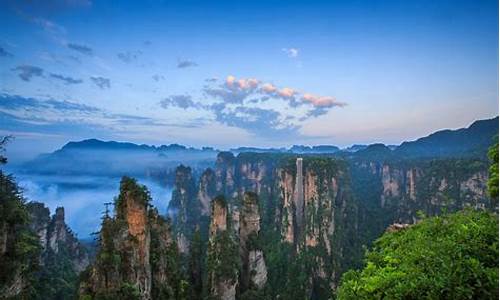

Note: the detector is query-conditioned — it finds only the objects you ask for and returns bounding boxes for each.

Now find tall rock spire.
[294,157,304,237]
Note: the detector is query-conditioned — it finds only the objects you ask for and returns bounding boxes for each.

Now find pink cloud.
[261,83,277,93]
[277,87,296,98]
[220,75,345,108]
[302,93,345,107]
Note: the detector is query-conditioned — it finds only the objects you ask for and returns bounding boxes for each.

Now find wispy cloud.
[157,75,347,138]
[282,47,299,58]
[152,74,165,82]
[206,75,346,110]
[177,59,198,68]
[160,95,202,110]
[67,43,93,56]
[50,73,83,85]
[0,47,14,57]
[12,65,44,81]
[117,50,142,63]
[90,76,110,89]
[210,104,298,138]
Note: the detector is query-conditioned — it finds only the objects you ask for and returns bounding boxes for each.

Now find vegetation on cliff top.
[337,209,498,299]
[488,138,499,199]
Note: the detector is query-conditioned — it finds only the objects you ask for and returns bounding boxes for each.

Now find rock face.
[207,196,239,300]
[198,168,217,215]
[162,150,493,299]
[352,159,492,224]
[215,152,237,197]
[27,203,90,272]
[167,165,201,254]
[239,192,267,292]
[80,177,182,300]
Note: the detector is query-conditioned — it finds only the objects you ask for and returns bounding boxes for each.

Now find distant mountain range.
[393,117,498,158]
[18,116,498,183]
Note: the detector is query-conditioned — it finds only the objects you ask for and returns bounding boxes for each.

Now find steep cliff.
[275,157,359,298]
[206,196,239,300]
[177,150,493,299]
[167,165,201,254]
[80,176,185,300]
[0,171,41,299]
[26,203,89,299]
[215,152,237,198]
[239,192,267,294]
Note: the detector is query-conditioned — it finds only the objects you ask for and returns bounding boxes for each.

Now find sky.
[0,0,498,162]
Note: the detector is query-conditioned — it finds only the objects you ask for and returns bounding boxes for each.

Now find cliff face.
[0,172,41,299]
[276,158,358,296]
[353,159,492,224]
[215,152,237,198]
[167,165,200,254]
[36,206,89,272]
[159,148,494,300]
[239,192,267,293]
[80,177,183,300]
[198,168,217,215]
[207,196,239,300]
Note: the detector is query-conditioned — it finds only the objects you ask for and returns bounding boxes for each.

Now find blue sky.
[0,0,498,161]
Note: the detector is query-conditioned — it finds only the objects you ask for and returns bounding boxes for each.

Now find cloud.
[0,47,13,57]
[206,75,345,112]
[117,50,142,63]
[226,76,259,90]
[67,43,93,56]
[177,60,198,68]
[302,93,346,108]
[160,95,201,110]
[33,17,67,35]
[282,47,299,58]
[261,83,277,93]
[0,93,187,140]
[50,73,83,85]
[205,77,218,83]
[90,76,110,89]
[12,65,44,81]
[152,74,165,82]
[0,93,99,113]
[211,105,298,138]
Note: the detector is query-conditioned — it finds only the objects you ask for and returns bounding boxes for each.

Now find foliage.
[488,138,498,199]
[115,176,151,219]
[0,169,41,299]
[188,228,204,299]
[337,209,499,300]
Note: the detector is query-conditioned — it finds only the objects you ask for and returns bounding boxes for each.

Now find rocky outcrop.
[167,165,200,253]
[27,203,89,272]
[198,168,217,215]
[80,177,182,300]
[279,168,296,243]
[215,152,237,198]
[355,160,492,223]
[169,151,493,299]
[239,192,267,292]
[207,196,239,300]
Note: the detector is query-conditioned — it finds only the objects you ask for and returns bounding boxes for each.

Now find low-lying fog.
[12,173,172,239]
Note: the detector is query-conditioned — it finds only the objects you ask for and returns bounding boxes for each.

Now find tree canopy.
[337,209,498,300]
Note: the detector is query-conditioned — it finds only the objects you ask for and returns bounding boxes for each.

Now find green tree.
[0,136,42,298]
[188,228,203,299]
[337,209,498,300]
[488,138,498,199]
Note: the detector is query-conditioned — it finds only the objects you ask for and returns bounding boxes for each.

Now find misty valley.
[1,117,498,299]
[1,1,499,299]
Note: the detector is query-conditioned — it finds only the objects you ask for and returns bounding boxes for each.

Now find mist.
[13,173,172,239]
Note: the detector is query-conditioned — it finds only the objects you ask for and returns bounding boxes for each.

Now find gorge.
[0,117,498,300]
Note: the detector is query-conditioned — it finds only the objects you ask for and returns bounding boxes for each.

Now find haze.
[1,0,498,163]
